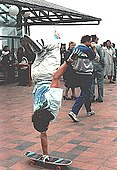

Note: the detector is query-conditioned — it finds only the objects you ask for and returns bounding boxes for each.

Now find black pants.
[18,68,28,85]
[71,74,92,114]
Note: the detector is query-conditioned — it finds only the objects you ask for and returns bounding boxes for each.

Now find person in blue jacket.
[68,35,96,122]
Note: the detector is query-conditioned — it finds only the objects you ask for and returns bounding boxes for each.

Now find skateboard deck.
[24,151,72,169]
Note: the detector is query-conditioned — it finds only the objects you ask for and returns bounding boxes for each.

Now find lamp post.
[23,12,30,18]
[9,5,19,16]
[8,5,30,35]
[23,12,30,35]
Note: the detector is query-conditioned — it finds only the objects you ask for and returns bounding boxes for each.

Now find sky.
[30,0,117,47]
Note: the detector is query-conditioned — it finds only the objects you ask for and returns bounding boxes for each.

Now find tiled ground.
[0,79,117,170]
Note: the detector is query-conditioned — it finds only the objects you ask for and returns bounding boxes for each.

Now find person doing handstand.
[32,62,69,162]
[21,35,74,162]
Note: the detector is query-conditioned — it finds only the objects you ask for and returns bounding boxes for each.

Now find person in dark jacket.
[60,43,66,65]
[17,47,29,86]
[0,45,15,83]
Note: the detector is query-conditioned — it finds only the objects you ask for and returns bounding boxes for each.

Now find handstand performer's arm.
[41,62,68,156]
[40,132,48,155]
[51,62,68,88]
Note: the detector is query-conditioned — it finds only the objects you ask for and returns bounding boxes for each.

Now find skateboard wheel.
[56,166,61,170]
[30,159,35,165]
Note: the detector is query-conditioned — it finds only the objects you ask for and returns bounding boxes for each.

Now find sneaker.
[96,98,103,102]
[68,112,79,122]
[113,78,116,81]
[109,81,115,84]
[40,155,49,163]
[87,111,95,117]
[71,96,77,100]
[91,99,95,103]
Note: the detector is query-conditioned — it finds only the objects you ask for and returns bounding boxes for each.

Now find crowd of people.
[60,35,117,123]
[0,38,36,85]
[61,35,117,102]
[0,34,116,88]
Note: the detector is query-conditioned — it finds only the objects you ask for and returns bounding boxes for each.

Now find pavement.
[0,79,117,170]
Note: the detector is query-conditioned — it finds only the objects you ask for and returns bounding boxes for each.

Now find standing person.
[60,43,66,65]
[0,46,10,75]
[1,46,11,70]
[21,35,75,162]
[90,35,105,102]
[68,35,96,122]
[17,47,29,86]
[1,45,15,83]
[103,40,116,84]
[63,41,77,100]
[111,43,117,81]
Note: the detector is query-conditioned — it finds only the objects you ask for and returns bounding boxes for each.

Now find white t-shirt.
[33,81,63,119]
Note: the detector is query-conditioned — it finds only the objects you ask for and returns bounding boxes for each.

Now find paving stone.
[48,131,70,141]
[14,141,37,150]
[50,151,66,157]
[73,145,89,151]
[113,138,117,142]
[0,155,23,167]
[103,126,115,130]
[89,127,101,131]
[68,139,82,145]
[89,138,100,143]
[11,140,28,144]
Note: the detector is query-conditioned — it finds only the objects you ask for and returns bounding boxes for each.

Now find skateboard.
[24,151,72,170]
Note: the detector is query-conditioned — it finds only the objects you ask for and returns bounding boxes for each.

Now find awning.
[0,0,101,27]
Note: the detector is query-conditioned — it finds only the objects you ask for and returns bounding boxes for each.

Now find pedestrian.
[103,40,116,84]
[90,35,105,102]
[0,46,10,75]
[111,43,117,81]
[17,47,29,86]
[63,41,77,100]
[21,35,75,162]
[0,45,15,83]
[60,43,66,65]
[68,35,96,122]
